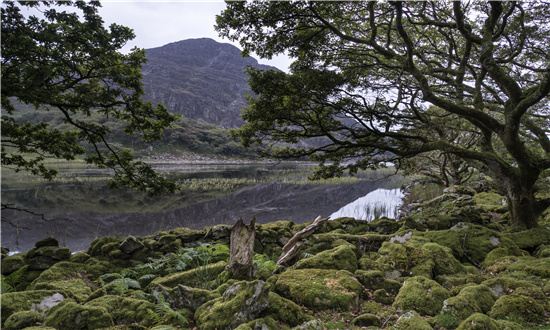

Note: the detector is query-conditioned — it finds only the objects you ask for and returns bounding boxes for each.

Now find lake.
[1,162,405,252]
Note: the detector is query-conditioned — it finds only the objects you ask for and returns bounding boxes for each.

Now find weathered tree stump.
[227,217,257,278]
[276,215,328,266]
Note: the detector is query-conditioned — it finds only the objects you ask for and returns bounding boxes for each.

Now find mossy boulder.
[87,236,119,257]
[1,253,26,275]
[70,251,91,264]
[393,276,451,316]
[85,295,156,327]
[352,313,381,327]
[489,294,546,323]
[456,313,499,330]
[264,291,312,327]
[148,260,227,289]
[354,270,401,294]
[274,269,362,311]
[235,316,279,330]
[293,244,358,273]
[31,261,91,287]
[440,284,497,321]
[394,310,433,329]
[119,235,144,254]
[33,279,93,303]
[25,246,71,270]
[195,280,270,330]
[44,299,114,329]
[1,290,66,325]
[35,237,59,248]
[503,227,550,251]
[3,310,43,330]
[150,283,220,311]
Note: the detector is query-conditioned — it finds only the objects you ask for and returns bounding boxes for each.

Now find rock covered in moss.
[274,269,362,311]
[25,246,71,270]
[455,313,499,330]
[265,291,312,326]
[354,269,401,294]
[3,310,43,330]
[85,295,156,327]
[293,244,358,273]
[150,283,220,311]
[351,313,381,327]
[195,280,270,330]
[1,290,66,325]
[489,294,546,323]
[44,299,114,329]
[394,310,433,329]
[33,279,92,303]
[1,253,26,275]
[35,237,59,248]
[393,276,451,316]
[119,235,144,254]
[148,260,227,289]
[440,284,497,321]
[87,236,119,257]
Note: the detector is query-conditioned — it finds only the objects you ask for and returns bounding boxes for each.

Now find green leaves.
[1,1,178,196]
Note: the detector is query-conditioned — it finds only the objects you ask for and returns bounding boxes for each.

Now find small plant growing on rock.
[147,291,189,326]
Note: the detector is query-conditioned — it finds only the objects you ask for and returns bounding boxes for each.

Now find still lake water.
[1,163,404,252]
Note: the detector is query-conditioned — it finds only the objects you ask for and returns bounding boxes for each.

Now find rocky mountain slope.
[141,38,279,129]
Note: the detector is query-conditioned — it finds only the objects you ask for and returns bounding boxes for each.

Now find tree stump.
[227,217,257,278]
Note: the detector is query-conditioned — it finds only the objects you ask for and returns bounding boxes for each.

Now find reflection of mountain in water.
[2,179,392,252]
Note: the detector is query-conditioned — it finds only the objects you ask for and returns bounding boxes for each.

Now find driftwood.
[227,217,257,278]
[276,215,328,266]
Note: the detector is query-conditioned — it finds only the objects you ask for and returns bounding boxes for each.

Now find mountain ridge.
[141,38,279,129]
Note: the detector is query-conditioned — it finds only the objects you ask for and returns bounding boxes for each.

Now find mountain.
[141,38,279,129]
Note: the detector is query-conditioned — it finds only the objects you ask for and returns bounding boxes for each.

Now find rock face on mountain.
[141,38,278,129]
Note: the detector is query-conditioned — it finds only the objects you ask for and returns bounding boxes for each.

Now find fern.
[301,252,315,259]
[148,292,189,326]
[253,254,281,272]
[1,275,14,294]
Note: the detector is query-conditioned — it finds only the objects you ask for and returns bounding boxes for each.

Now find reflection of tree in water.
[2,178,395,252]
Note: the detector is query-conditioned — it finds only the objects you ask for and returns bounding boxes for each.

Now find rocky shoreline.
[1,185,549,329]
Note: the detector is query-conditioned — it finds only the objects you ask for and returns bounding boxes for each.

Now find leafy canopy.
[1,0,178,195]
[216,1,550,228]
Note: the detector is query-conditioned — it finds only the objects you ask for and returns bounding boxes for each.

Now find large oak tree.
[216,1,550,229]
[1,1,178,198]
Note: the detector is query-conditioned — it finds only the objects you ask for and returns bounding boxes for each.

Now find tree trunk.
[507,181,540,229]
[227,217,257,278]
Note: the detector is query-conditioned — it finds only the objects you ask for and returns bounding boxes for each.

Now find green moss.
[481,277,538,297]
[1,290,67,325]
[471,192,507,213]
[31,262,91,287]
[393,276,451,316]
[237,316,279,330]
[274,269,363,311]
[195,280,270,329]
[3,310,43,330]
[503,228,550,250]
[34,279,92,303]
[489,294,545,323]
[265,292,312,326]
[70,252,91,264]
[394,310,433,329]
[148,260,227,289]
[481,247,523,270]
[373,288,393,305]
[435,274,487,294]
[440,284,497,322]
[85,295,156,327]
[86,237,118,256]
[351,313,381,327]
[456,313,499,330]
[1,253,26,275]
[44,299,114,329]
[293,245,358,273]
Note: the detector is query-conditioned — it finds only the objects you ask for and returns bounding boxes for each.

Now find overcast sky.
[97,1,293,71]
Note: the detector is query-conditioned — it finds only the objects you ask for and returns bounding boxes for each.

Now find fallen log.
[276,215,328,266]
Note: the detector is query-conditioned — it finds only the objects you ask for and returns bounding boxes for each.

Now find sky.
[97,1,293,71]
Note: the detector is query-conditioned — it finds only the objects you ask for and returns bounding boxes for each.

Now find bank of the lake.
[1,164,404,252]
[2,184,549,329]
